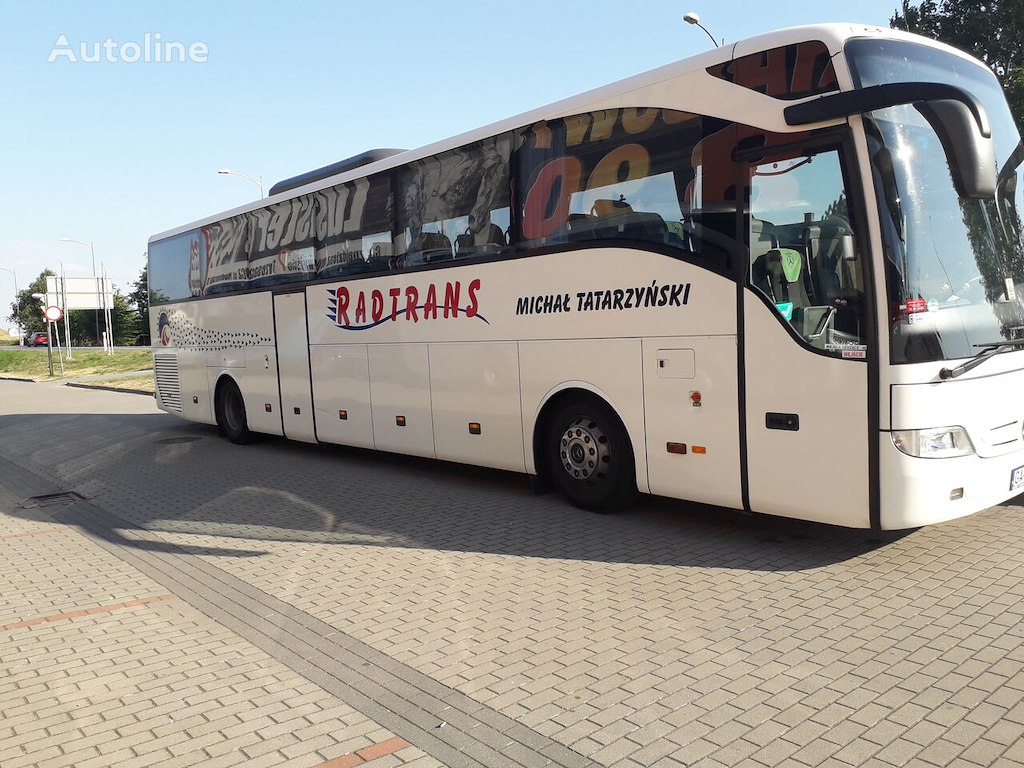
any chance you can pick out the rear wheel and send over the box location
[215,378,255,444]
[546,395,636,513]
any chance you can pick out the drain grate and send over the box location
[27,492,85,508]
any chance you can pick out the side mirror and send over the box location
[785,82,997,199]
[915,100,997,198]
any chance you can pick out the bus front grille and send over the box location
[153,353,182,412]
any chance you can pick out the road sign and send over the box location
[45,276,113,311]
[44,305,63,322]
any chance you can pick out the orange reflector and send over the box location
[396,415,407,427]
[692,445,707,454]
[666,442,687,454]
[338,410,348,420]
[469,422,482,435]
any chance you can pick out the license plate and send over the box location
[1011,465,1024,492]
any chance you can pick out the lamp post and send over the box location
[683,12,720,47]
[59,236,101,346]
[217,168,264,198]
[0,266,21,345]
[31,292,54,375]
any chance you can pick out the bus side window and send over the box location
[748,147,868,355]
[394,134,512,271]
[514,109,730,269]
[313,174,394,279]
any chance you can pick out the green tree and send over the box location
[127,263,150,344]
[66,290,139,345]
[7,270,54,338]
[891,0,1024,129]
[6,269,142,345]
[110,292,139,345]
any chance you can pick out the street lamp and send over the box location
[0,265,21,344]
[59,236,101,346]
[683,12,720,47]
[217,168,264,198]
[31,292,55,375]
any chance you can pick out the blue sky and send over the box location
[0,0,906,325]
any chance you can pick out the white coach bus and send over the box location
[148,23,1024,530]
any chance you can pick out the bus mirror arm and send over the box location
[915,100,997,198]
[784,82,997,199]
[784,83,991,136]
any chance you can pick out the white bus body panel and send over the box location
[273,292,316,443]
[518,339,648,492]
[642,336,742,508]
[307,249,737,488]
[743,294,870,527]
[881,364,1024,529]
[889,366,1024,458]
[178,350,215,425]
[430,342,524,472]
[310,344,374,449]
[154,293,281,432]
[878,439,1024,530]
[213,347,284,437]
[368,344,435,459]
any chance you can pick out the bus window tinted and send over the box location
[394,134,512,269]
[514,108,737,272]
[314,174,393,277]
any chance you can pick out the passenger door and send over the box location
[273,290,317,443]
[741,144,872,527]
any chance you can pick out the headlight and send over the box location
[891,426,975,458]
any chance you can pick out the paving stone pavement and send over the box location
[0,455,439,766]
[2,379,1024,767]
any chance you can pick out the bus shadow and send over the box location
[0,412,911,572]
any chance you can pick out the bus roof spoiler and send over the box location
[784,82,996,198]
[268,148,407,196]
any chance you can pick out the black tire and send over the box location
[215,378,255,445]
[546,395,636,513]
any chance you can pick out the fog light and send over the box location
[950,488,964,500]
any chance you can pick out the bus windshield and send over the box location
[846,38,1024,363]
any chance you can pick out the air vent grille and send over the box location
[153,353,182,412]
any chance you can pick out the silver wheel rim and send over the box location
[559,416,609,481]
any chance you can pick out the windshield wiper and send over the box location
[939,338,1024,380]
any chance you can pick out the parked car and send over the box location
[27,332,48,347]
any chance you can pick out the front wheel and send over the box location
[546,396,636,513]
[215,378,255,444]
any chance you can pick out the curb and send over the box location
[65,382,155,397]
